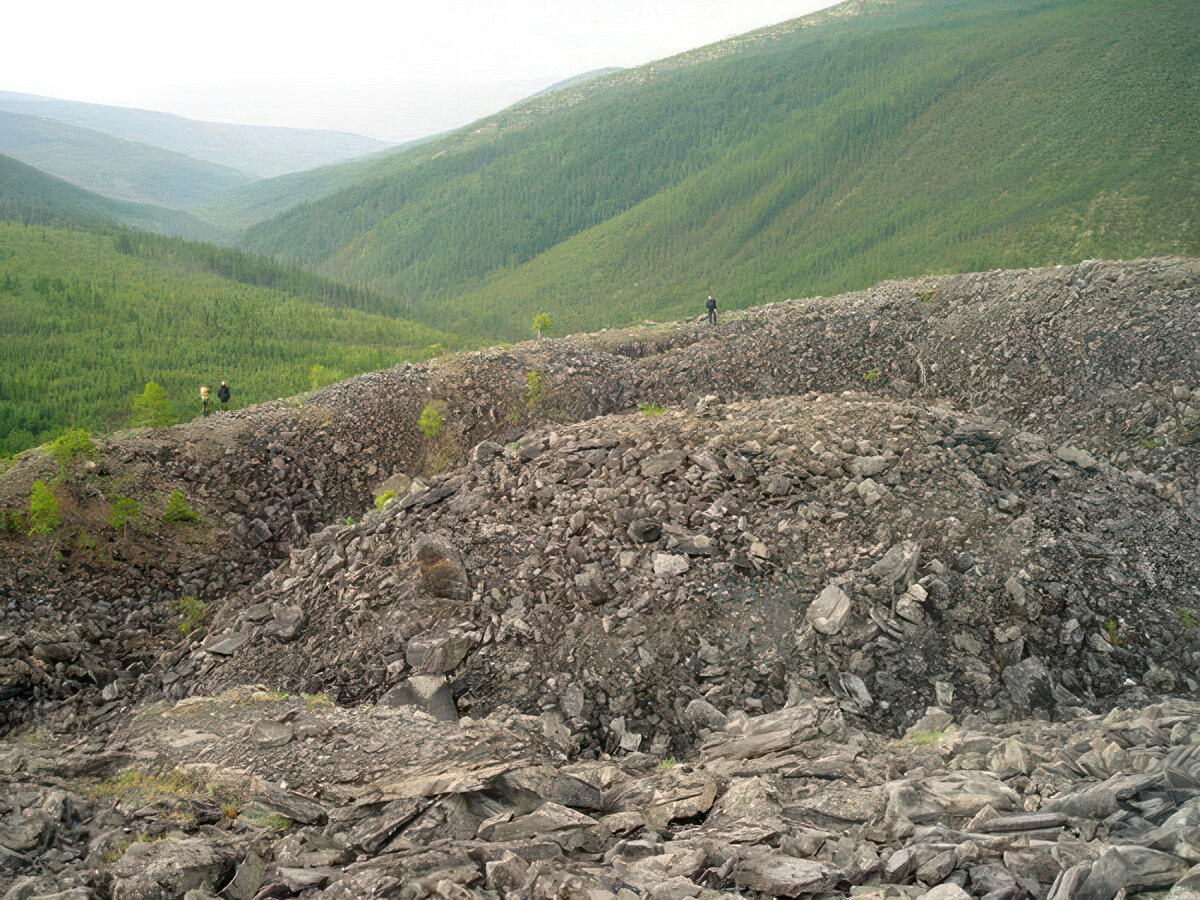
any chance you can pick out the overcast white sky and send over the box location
[4,0,841,141]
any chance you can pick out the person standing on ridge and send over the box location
[200,385,210,417]
[217,381,230,409]
[705,295,717,325]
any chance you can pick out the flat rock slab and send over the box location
[204,632,250,656]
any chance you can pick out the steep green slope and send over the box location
[0,111,254,208]
[0,222,454,456]
[243,0,1200,339]
[193,140,439,231]
[0,91,393,178]
[0,153,225,241]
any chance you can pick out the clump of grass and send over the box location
[656,757,679,772]
[638,402,666,417]
[904,730,944,746]
[302,691,334,709]
[1177,607,1197,629]
[862,368,883,383]
[161,489,199,524]
[245,811,294,832]
[374,490,396,511]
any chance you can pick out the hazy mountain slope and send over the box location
[192,136,440,231]
[242,0,1199,340]
[0,152,224,241]
[0,91,393,178]
[0,221,454,455]
[0,110,254,208]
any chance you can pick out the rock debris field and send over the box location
[1,258,1198,898]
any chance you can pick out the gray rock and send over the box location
[683,698,728,731]
[381,674,458,723]
[414,533,470,601]
[733,853,830,896]
[405,629,476,674]
[251,719,294,747]
[1076,846,1190,900]
[870,541,921,590]
[1055,444,1099,469]
[628,519,662,543]
[807,584,852,635]
[204,632,249,656]
[653,553,690,576]
[1003,657,1055,714]
[920,886,971,900]
[641,450,686,478]
[1167,865,1200,899]
[110,837,241,900]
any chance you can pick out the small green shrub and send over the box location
[374,490,396,511]
[2,509,24,533]
[532,313,553,340]
[131,382,177,428]
[345,516,356,526]
[1103,619,1126,647]
[638,402,666,417]
[656,757,679,772]
[176,595,210,634]
[862,369,883,383]
[302,692,334,709]
[1178,607,1197,629]
[424,343,445,358]
[27,481,61,534]
[1139,436,1165,450]
[524,370,546,410]
[162,489,198,524]
[418,404,445,441]
[50,428,95,477]
[107,496,142,535]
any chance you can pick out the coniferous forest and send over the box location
[0,222,452,455]
[239,0,1198,338]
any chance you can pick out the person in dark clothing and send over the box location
[217,381,230,409]
[705,295,717,325]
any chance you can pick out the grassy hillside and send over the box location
[0,111,253,208]
[0,153,225,241]
[242,0,1200,339]
[0,91,393,179]
[0,222,455,456]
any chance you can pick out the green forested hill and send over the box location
[0,111,253,209]
[242,0,1200,339]
[0,153,225,241]
[0,222,454,455]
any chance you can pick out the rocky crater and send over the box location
[1,258,1198,898]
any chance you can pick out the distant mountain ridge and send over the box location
[0,91,393,178]
[0,152,223,241]
[0,110,253,208]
